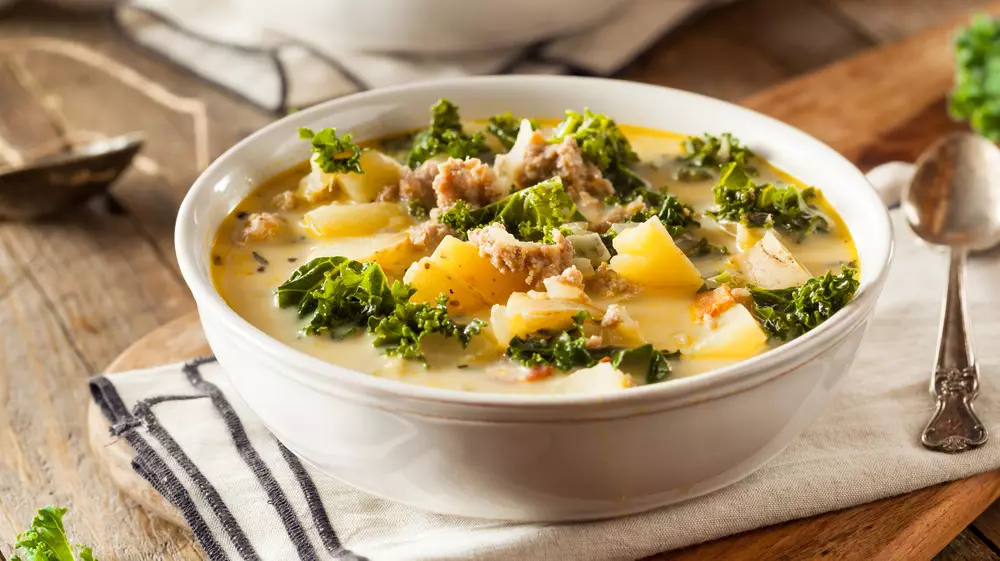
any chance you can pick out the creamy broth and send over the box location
[212,115,858,394]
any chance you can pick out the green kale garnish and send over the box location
[553,109,647,196]
[505,312,680,384]
[12,506,97,561]
[276,256,405,337]
[277,257,484,361]
[487,113,539,151]
[407,200,429,219]
[749,266,859,340]
[299,127,364,174]
[406,99,488,168]
[709,162,829,240]
[438,177,585,242]
[369,294,485,362]
[677,132,754,181]
[949,15,1000,140]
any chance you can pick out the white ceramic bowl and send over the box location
[176,76,893,521]
[238,0,632,54]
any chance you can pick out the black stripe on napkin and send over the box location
[89,377,233,561]
[184,357,365,561]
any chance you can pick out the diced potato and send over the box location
[736,223,764,251]
[542,273,587,301]
[403,259,488,313]
[361,233,432,277]
[297,156,339,204]
[737,231,812,289]
[504,292,600,338]
[337,150,403,203]
[557,362,634,394]
[609,217,703,291]
[428,236,529,304]
[601,305,645,347]
[686,304,768,359]
[493,119,534,194]
[302,202,410,238]
[490,304,513,346]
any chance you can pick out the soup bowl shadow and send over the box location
[176,76,893,521]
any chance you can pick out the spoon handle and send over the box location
[921,247,988,453]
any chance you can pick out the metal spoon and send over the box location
[903,132,1000,453]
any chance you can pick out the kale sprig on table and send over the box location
[12,506,97,561]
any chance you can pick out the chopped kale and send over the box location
[406,99,488,168]
[487,112,539,150]
[677,132,754,181]
[299,127,364,174]
[438,177,585,242]
[505,312,680,384]
[709,162,829,240]
[749,266,859,340]
[277,257,484,360]
[369,294,485,362]
[553,109,648,196]
[12,506,96,561]
[949,15,1000,140]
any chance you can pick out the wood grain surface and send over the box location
[1,0,999,559]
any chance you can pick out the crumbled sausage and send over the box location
[586,263,639,298]
[600,304,628,329]
[603,198,647,223]
[241,212,282,242]
[467,223,574,288]
[432,157,502,208]
[731,287,753,309]
[694,286,737,321]
[407,220,454,250]
[523,364,554,382]
[520,132,614,201]
[542,265,587,300]
[272,190,298,211]
[394,160,439,209]
[585,335,604,349]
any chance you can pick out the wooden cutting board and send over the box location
[88,6,1000,559]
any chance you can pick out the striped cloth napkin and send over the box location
[87,166,1000,560]
[111,0,724,113]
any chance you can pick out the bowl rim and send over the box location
[176,75,894,410]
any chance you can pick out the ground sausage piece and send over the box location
[586,263,639,298]
[602,198,647,224]
[241,212,282,242]
[585,335,604,349]
[393,160,439,209]
[272,190,298,211]
[407,220,455,250]
[467,223,574,288]
[694,286,738,322]
[520,132,615,201]
[432,157,502,209]
[600,304,628,329]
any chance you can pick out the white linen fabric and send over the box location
[111,0,724,112]
[89,168,1000,560]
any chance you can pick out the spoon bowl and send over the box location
[0,132,144,220]
[904,132,1000,250]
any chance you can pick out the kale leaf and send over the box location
[749,266,859,340]
[277,257,484,360]
[12,506,97,561]
[299,127,363,174]
[276,256,407,337]
[709,162,829,240]
[505,312,680,384]
[552,109,647,196]
[949,15,1000,140]
[438,177,585,242]
[369,294,485,362]
[406,99,488,168]
[677,132,754,181]
[487,113,539,151]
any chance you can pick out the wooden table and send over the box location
[1,1,999,559]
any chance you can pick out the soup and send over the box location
[212,101,858,395]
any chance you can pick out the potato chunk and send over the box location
[504,292,600,338]
[403,259,488,313]
[361,233,433,277]
[609,217,703,291]
[427,236,529,304]
[557,362,634,394]
[737,231,812,289]
[686,304,768,359]
[302,202,410,238]
[337,150,404,203]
